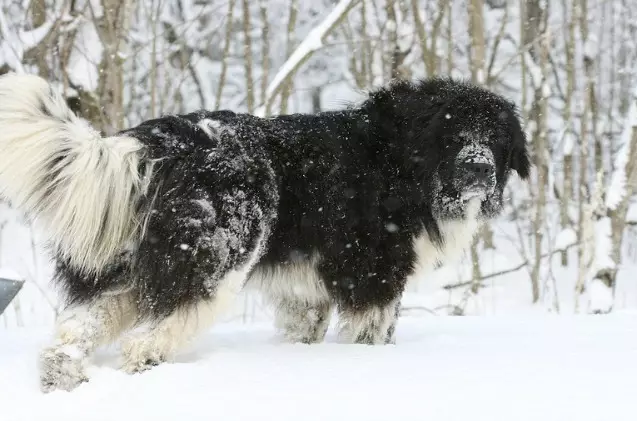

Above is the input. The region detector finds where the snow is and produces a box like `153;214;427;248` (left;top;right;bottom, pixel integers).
627;202;637;223
66;21;102;92
554;227;577;251
1;3;637;416
3;315;637;421
583;34;599;60
591;217;616;275
0;266;23;281
256;0;359;116
0;9;27;73
606;85;637;210
562;129;575;155
587;278;614;313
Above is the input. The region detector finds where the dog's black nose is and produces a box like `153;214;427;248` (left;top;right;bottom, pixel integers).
463;161;494;178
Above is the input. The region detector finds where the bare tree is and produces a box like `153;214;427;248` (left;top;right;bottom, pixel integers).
524;0;549;303
558;0;576;267
279;0;298;114
259;0;270;108
242;0;255;113
257;0;361;116
91;0;136;133
412;0;449;77
576;0;594;301
216;0;236;110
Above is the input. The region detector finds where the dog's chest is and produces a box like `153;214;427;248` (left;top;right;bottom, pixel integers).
410;199;483;279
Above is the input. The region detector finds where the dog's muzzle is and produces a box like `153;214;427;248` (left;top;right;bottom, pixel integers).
459;161;496;200
455;144;496;200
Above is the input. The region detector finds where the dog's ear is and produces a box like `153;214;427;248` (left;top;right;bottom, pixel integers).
503;106;531;180
510;131;531;180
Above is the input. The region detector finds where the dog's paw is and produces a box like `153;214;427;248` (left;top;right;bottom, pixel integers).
122;355;165;374
120;335;166;374
39;346;88;393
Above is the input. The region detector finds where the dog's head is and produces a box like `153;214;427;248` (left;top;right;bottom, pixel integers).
367;78;530;222
428;83;530;222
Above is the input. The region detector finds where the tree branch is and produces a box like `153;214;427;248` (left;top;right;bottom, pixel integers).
442;242;578;290
255;0;360;117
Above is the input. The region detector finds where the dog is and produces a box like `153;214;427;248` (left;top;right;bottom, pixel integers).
0;73;529;392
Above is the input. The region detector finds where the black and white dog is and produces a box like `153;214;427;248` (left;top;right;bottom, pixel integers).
0;73;529;392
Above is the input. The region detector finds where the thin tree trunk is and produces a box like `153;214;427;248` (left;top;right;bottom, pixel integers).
446;0;453;73
560;0;576;266
216;0;236;110
531;28;550;304
242;0;255;113
468;0;485;84
385;0;399;80
259;0;270;110
467;0;488;281
524;0;549;304
576;0;593;306
279;0;298;115
92;0;135;133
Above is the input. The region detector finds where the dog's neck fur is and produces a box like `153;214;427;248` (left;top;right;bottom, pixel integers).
410;198;483;281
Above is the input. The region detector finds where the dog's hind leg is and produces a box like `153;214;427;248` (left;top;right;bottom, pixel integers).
120;268;248;374
39;292;136;392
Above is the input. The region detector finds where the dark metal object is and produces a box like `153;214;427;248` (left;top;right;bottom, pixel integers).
0;277;24;316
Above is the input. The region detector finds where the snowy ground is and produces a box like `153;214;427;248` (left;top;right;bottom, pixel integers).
3;314;637;421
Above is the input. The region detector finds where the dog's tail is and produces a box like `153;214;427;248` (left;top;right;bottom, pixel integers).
0;73;150;274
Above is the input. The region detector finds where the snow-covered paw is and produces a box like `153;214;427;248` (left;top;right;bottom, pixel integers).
120;335;166;374
39;346;88;393
338;302;399;345
275;304;331;344
339;325;386;345
122;355;165;374
280;325;326;345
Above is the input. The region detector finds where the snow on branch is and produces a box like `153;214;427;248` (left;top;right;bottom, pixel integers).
606;85;637;210
255;0;360;117
0;8;27;73
0;3;66;74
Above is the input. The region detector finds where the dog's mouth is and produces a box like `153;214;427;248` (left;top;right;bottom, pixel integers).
461;189;486;202
460;182;494;202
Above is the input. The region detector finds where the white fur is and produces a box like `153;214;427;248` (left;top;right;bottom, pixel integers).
39;293;136;392
198;118;236;138
120;297;225;373
246;254;333;343
0;73;150;273
121;228;268;372
248;253;329;305
410;198;484;281
274;300;332;344
338;298;399;345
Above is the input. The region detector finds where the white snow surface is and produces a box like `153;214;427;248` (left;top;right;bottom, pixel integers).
3;315;637;421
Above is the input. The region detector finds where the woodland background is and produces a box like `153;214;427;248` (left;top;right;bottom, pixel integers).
2;0;637;327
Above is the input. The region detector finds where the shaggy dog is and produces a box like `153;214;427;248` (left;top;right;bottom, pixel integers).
0;73;529;392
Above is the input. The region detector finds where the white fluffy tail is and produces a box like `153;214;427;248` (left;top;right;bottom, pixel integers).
0;73;149;273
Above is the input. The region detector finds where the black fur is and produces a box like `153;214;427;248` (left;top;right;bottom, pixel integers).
54;77;529;332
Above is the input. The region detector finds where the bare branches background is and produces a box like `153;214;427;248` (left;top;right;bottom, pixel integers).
2;0;637;325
